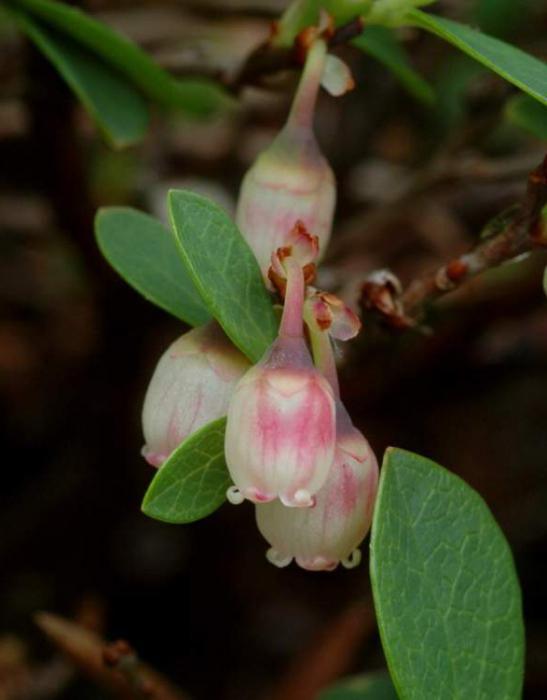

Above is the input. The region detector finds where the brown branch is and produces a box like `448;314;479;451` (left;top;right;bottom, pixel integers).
266;600;376;700
360;155;547;330
229;16;363;92
35;612;189;700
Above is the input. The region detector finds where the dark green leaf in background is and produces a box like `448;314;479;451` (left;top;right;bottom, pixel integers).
432;54;485;131
95;207;210;326
409;10;547;107
505;94;547;141
370;448;524;700
320;672;398;700
472;0;529;39
142;418;230;524
169;190;278;363
7;7;148;146
353;26;434;105
9;0;230;117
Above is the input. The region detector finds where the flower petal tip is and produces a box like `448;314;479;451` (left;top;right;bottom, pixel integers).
266;548;293;568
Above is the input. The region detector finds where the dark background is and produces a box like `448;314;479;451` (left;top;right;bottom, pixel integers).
0;1;546;698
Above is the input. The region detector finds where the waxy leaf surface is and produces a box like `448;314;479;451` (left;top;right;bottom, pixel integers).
409;10;547;107
95;207;210;326
320;673;398;700
7;7;148;146
142;417;230;524
370;448;524;700
10;0;229;117
169;190;278;363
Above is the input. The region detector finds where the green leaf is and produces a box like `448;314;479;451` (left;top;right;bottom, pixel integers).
370;448;524;700
9;0;230;117
274;0;369;47
7;7;148;147
353;26;434;104
433;54;485;130
95;207;210;326
409;10;547;107
142;417;230;524
320;672;398;700
273;1;436;47
506;94;547;141
472;0;530;39
168;190;278;363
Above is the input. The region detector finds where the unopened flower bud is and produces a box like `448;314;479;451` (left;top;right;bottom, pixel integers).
236;39;336;278
225;253;336;507
255;402;379;571
142;322;250;467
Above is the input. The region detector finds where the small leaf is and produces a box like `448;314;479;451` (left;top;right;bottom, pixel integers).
353;26;434;104
169;190;278;363
95;207;210;326
409;10;547;107
10;0;230;117
320;672;398;700
7;7;148;147
142;417;230;524
505;94;547;141
370;448;524;700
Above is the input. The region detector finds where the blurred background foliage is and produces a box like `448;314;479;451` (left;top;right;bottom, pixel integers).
0;0;546;698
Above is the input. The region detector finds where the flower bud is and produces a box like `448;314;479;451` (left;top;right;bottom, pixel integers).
255;402;379;571
142;322;250;467
225;250;336;507
235;39;336;278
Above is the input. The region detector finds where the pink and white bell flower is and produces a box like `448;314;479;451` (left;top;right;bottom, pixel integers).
142;322;250;468
235;38;337;280
256;306;378;571
255;401;379;571
224;237;336;507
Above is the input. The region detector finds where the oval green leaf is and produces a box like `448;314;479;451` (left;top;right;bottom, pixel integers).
409;10;547;107
7;7;148;147
353;26;434;105
10;0;230;117
95;207;210;326
320;673;398;700
370;448;524;700
168;189;278;363
142;417;230;524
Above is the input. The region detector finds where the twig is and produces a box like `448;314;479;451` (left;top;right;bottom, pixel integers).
230;16;363;92
35;613;189;700
266;600;376;700
360;155;547;329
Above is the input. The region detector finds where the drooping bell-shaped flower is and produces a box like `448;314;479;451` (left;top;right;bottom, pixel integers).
235;38;336;279
255;401;379;571
142;322;250;468
224;232;336;507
